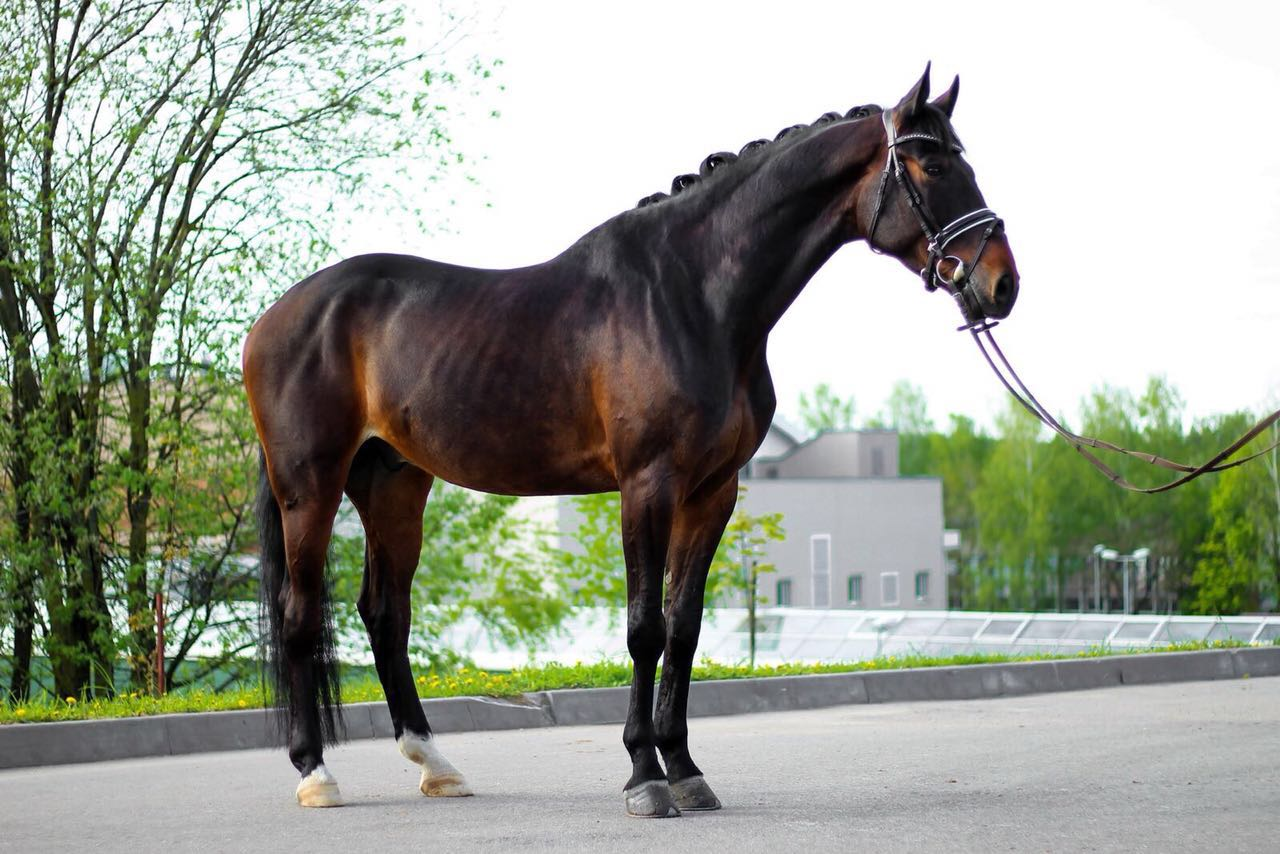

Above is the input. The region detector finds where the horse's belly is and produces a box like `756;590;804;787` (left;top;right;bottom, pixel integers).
373;406;617;497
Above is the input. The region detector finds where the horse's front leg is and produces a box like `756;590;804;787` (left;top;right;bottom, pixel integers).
654;475;738;812
618;465;680;818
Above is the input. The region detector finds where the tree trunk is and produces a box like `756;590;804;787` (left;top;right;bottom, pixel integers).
125;357;156;692
7;563;36;701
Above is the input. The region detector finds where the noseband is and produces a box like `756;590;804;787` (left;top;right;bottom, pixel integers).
865;109;1003;329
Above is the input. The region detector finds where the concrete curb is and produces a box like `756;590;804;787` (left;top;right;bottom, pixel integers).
3;646;1276;771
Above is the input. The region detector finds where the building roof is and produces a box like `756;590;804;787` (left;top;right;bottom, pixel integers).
750;428;900;479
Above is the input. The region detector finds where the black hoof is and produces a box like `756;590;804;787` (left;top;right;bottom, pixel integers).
670;775;722;811
624;780;682;818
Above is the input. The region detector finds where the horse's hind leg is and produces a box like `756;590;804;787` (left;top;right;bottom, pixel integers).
261;450;351;808
345;440;472;798
653;475;738;812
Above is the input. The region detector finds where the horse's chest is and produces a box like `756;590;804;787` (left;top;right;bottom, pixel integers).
685;379;771;480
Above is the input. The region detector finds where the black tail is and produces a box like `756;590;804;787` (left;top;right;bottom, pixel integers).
256;449;344;744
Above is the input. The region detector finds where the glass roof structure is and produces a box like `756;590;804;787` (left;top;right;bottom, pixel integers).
145;604;1279;671
435;608;1280;670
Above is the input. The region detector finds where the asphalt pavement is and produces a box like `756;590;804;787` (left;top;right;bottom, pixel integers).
1;678;1276;852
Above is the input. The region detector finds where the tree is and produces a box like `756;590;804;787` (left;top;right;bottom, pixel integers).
330;486;570;670
873;379;934;474
708;495;784;668
920;414;995;607
974;399;1052;610
554;492;627;608
797;383;855;435
0;0;497;700
1189;423;1280;614
554;486;785;644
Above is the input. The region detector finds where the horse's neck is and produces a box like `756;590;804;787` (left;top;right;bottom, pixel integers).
698;122;876;356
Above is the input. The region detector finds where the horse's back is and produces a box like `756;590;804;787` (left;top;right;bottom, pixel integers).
244;252;621;494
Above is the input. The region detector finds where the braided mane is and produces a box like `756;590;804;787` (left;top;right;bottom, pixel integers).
635;104;883;209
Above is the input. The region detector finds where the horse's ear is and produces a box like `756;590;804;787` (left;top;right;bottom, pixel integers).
893;62;932;127
932;75;959;118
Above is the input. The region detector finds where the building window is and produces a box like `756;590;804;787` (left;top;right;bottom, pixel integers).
847;574;863;605
881;572;900;606
914;571;929;601
775;578;792;607
810;534;831;608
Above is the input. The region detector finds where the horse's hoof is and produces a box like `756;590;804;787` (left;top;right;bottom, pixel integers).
670;775;722;811
296;765;344;808
624;780;682;818
420;770;474;797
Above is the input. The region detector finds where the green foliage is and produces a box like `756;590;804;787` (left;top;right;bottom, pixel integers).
0;0;501;700
1190;439;1280;614
1;640;1259;724
553;492;626;607
552;486;785;624
798;382;855;435
818;377;1277;614
330;485;570;670
708;492;786;607
707;489;784;667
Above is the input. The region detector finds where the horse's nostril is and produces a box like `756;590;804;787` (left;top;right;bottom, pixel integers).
994;273;1014;306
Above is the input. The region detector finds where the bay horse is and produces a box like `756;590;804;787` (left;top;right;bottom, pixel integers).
243;65;1020;817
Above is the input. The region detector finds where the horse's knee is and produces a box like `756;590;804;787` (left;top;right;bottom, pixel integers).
627;606;666;662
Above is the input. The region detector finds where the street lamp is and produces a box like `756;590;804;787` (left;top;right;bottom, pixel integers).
1130;548;1151;615
1092;545;1150;615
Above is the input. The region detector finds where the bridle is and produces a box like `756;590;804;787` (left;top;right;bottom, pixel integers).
865;109;1003;330
865;108;1280;494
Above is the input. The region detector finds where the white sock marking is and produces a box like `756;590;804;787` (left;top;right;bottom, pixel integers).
398;732;461;779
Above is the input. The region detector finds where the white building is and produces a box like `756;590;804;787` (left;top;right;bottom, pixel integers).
738;423;947;610
555;421;949;611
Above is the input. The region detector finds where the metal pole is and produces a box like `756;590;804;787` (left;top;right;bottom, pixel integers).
1093;553;1101;613
748;561;757;670
1122;558;1131;615
741;530;756;669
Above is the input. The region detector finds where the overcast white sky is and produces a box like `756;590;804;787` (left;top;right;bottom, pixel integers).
340;0;1280;434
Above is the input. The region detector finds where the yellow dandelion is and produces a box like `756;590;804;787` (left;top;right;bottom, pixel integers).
238;699;247;708
65;696;77;705
15;708;25;717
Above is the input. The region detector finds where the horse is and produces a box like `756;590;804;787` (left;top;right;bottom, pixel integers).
242;64;1020;817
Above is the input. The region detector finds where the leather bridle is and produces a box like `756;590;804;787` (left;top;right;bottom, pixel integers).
865;109;1003;329
865;109;1280;493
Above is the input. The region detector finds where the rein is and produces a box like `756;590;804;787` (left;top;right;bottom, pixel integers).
965;322;1280;494
867;107;1280;494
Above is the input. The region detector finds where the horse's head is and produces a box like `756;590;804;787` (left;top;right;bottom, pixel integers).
853;65;1020;325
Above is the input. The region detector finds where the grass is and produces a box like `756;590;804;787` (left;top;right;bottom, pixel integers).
0;639;1264;725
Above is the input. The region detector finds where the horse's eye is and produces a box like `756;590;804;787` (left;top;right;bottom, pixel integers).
924;163;944;178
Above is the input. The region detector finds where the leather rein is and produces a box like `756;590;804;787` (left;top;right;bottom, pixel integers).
867;109;1280;494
